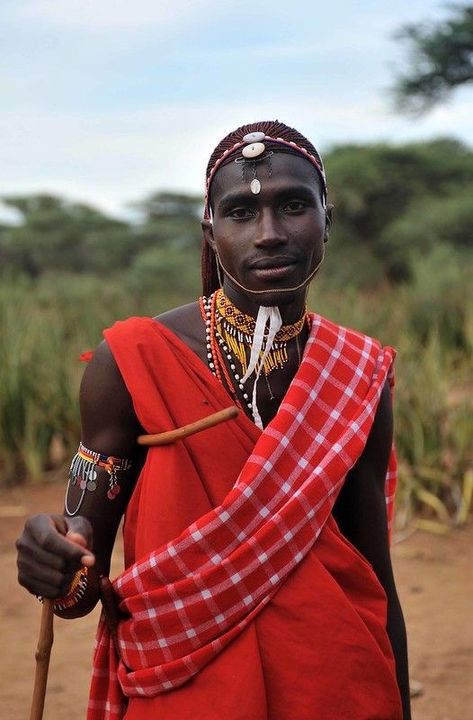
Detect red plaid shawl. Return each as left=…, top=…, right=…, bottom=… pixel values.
left=88, top=314, right=396, bottom=719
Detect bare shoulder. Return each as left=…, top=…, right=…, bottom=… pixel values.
left=80, top=340, right=143, bottom=454
left=156, top=301, right=206, bottom=363
left=80, top=340, right=123, bottom=404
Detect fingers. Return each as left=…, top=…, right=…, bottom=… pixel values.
left=16, top=513, right=95, bottom=598
left=53, top=514, right=95, bottom=565
left=29, top=515, right=90, bottom=563
left=65, top=534, right=95, bottom=567
left=64, top=515, right=93, bottom=550
left=18, top=562, right=75, bottom=599
left=51, top=514, right=95, bottom=564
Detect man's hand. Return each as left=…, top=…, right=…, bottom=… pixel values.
left=16, top=513, right=95, bottom=599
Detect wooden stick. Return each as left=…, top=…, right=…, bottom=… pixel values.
left=30, top=599, right=54, bottom=720
left=137, top=406, right=239, bottom=447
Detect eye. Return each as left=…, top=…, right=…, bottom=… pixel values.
left=228, top=207, right=256, bottom=220
left=281, top=199, right=308, bottom=213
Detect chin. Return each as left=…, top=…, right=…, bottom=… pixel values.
left=245, top=285, right=307, bottom=307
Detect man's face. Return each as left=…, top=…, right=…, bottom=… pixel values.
left=204, top=152, right=329, bottom=312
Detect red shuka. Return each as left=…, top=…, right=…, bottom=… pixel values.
left=88, top=316, right=402, bottom=720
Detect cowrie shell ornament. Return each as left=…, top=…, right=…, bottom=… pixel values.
left=250, top=178, right=261, bottom=194
left=243, top=131, right=265, bottom=143
left=242, top=142, right=266, bottom=158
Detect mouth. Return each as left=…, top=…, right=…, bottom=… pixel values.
left=248, top=256, right=299, bottom=280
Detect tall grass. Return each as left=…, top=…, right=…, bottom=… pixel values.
left=1, top=260, right=472, bottom=527
left=0, top=271, right=198, bottom=484
left=311, top=248, right=473, bottom=527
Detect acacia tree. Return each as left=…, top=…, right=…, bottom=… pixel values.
left=0, top=191, right=204, bottom=278
left=0, top=194, right=131, bottom=276
left=325, top=138, right=473, bottom=283
left=393, top=4, right=473, bottom=113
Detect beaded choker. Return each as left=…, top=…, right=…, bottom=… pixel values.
left=215, top=289, right=306, bottom=378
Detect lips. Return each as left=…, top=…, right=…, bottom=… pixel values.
left=247, top=256, right=299, bottom=282
left=248, top=256, right=298, bottom=270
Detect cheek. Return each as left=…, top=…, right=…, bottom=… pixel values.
left=311, top=213, right=327, bottom=242
left=298, top=220, right=326, bottom=265
left=291, top=214, right=325, bottom=245
left=212, top=234, right=238, bottom=271
left=213, top=225, right=248, bottom=260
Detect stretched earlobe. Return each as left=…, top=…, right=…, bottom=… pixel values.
left=324, top=204, right=334, bottom=243
left=201, top=218, right=215, bottom=250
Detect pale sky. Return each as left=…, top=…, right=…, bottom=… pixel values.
left=1, top=0, right=472, bottom=221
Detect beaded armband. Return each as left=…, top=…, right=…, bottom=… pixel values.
left=65, top=443, right=132, bottom=516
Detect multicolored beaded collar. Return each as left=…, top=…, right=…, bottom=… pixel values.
left=200, top=289, right=309, bottom=428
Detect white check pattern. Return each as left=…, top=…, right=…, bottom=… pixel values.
left=88, top=314, right=397, bottom=720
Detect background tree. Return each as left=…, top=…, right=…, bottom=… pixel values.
left=130, top=191, right=202, bottom=251
left=393, top=4, right=473, bottom=113
left=0, top=194, right=130, bottom=276
left=125, top=192, right=203, bottom=300
left=2, top=143, right=472, bottom=288
left=324, top=137, right=473, bottom=284
left=0, top=191, right=203, bottom=278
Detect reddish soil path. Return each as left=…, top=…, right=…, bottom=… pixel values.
left=1, top=481, right=472, bottom=719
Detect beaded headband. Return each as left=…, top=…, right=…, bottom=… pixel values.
left=204, top=133, right=327, bottom=219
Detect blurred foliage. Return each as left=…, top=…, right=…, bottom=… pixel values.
left=325, top=137, right=473, bottom=283
left=311, top=256, right=472, bottom=528
left=3, top=139, right=473, bottom=288
left=0, top=191, right=203, bottom=277
left=0, top=140, right=472, bottom=528
left=0, top=195, right=130, bottom=276
left=392, top=4, right=473, bottom=114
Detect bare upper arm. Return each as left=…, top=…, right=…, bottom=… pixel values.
left=332, top=380, right=395, bottom=590
left=80, top=340, right=144, bottom=453
left=65, top=340, right=146, bottom=575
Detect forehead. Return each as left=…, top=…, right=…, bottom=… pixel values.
left=210, top=151, right=322, bottom=205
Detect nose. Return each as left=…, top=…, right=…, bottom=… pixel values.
left=255, top=208, right=285, bottom=248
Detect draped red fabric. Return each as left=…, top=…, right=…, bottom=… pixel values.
left=87, top=316, right=402, bottom=720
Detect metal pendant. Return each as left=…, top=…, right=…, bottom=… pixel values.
left=107, top=485, right=120, bottom=500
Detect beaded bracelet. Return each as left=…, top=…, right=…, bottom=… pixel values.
left=37, top=566, right=88, bottom=611
left=54, top=566, right=88, bottom=611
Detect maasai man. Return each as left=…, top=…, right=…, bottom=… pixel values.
left=17, top=120, right=411, bottom=720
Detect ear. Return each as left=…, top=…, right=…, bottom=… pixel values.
left=323, top=204, right=334, bottom=243
left=201, top=218, right=215, bottom=251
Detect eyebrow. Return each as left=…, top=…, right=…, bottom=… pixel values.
left=217, top=191, right=255, bottom=212
left=217, top=184, right=318, bottom=212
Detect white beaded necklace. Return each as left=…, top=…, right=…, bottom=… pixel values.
left=202, top=292, right=284, bottom=428
left=202, top=293, right=253, bottom=415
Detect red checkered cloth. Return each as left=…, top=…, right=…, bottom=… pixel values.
left=88, top=314, right=396, bottom=720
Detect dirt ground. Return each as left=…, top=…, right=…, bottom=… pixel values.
left=1, top=480, right=472, bottom=720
